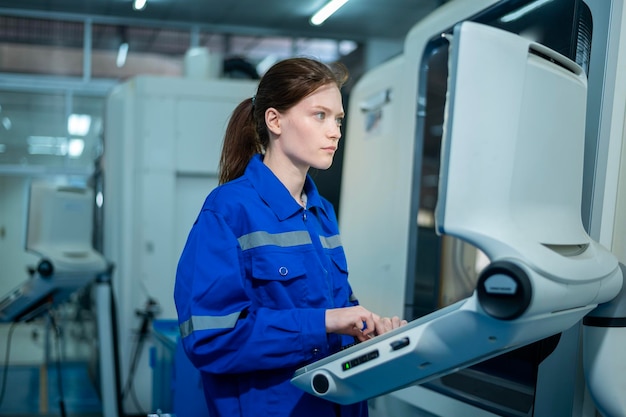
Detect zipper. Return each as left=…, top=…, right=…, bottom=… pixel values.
left=302, top=207, right=334, bottom=308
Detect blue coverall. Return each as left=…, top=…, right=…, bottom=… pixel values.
left=174, top=154, right=368, bottom=417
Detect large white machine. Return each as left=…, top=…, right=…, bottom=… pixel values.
left=293, top=0, right=626, bottom=415
left=103, top=74, right=257, bottom=415
left=291, top=19, right=623, bottom=406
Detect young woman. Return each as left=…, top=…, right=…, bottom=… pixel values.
left=174, top=57, right=406, bottom=417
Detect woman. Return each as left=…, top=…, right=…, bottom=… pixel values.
left=174, top=57, right=406, bottom=417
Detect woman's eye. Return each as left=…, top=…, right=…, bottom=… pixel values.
left=336, top=117, right=344, bottom=127
left=315, top=112, right=326, bottom=120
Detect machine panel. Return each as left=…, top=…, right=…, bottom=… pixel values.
left=291, top=20, right=622, bottom=406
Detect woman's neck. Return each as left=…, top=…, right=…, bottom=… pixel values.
left=263, top=152, right=307, bottom=205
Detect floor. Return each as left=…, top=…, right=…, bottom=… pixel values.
left=0, top=361, right=103, bottom=417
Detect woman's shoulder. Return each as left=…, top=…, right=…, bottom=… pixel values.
left=203, top=177, right=255, bottom=212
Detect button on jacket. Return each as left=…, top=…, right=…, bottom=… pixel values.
left=174, top=154, right=367, bottom=417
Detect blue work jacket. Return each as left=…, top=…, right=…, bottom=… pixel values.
left=174, top=154, right=368, bottom=417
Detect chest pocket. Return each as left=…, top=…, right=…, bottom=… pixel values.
left=250, top=252, right=309, bottom=308
left=329, top=251, right=349, bottom=275
left=328, top=251, right=352, bottom=306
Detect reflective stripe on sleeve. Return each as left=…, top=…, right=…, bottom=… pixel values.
left=179, top=311, right=241, bottom=338
left=238, top=230, right=312, bottom=250
left=320, top=234, right=342, bottom=249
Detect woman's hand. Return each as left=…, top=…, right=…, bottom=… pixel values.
left=325, top=306, right=408, bottom=342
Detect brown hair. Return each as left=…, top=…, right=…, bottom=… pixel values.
left=218, top=57, right=349, bottom=184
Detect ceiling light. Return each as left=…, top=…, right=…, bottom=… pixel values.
left=68, top=138, right=85, bottom=158
left=117, top=42, right=129, bottom=68
left=26, top=136, right=84, bottom=158
left=67, top=114, right=91, bottom=136
left=27, top=136, right=68, bottom=156
left=133, top=0, right=147, bottom=11
left=310, top=0, right=350, bottom=26
left=96, top=191, right=104, bottom=208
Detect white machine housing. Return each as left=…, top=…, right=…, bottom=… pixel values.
left=26, top=181, right=107, bottom=273
left=291, top=21, right=622, bottom=406
left=104, top=75, right=257, bottom=414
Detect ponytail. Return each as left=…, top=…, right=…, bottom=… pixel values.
left=218, top=98, right=262, bottom=184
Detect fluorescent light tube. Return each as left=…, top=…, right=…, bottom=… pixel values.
left=134, top=0, right=147, bottom=10
left=310, top=0, right=349, bottom=26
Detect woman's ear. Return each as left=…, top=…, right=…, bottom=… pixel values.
left=265, top=107, right=281, bottom=136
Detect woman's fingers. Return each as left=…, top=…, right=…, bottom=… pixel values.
left=325, top=307, right=409, bottom=340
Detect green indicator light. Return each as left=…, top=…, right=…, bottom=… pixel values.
left=344, top=363, right=350, bottom=370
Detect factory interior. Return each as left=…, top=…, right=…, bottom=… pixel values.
left=0, top=0, right=625, bottom=416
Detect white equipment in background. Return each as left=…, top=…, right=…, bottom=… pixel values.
left=0, top=182, right=117, bottom=417
left=25, top=182, right=108, bottom=274
left=0, top=182, right=109, bottom=322
left=103, top=74, right=257, bottom=415
left=291, top=21, right=623, bottom=407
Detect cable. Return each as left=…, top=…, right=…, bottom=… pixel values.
left=0, top=321, right=18, bottom=410
left=122, top=325, right=147, bottom=414
left=121, top=298, right=158, bottom=415
left=48, top=312, right=67, bottom=417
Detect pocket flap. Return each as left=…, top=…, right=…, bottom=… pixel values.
left=251, top=253, right=307, bottom=281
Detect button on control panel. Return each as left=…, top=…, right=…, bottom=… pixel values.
left=390, top=337, right=410, bottom=351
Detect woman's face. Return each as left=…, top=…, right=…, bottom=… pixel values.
left=269, top=83, right=344, bottom=171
